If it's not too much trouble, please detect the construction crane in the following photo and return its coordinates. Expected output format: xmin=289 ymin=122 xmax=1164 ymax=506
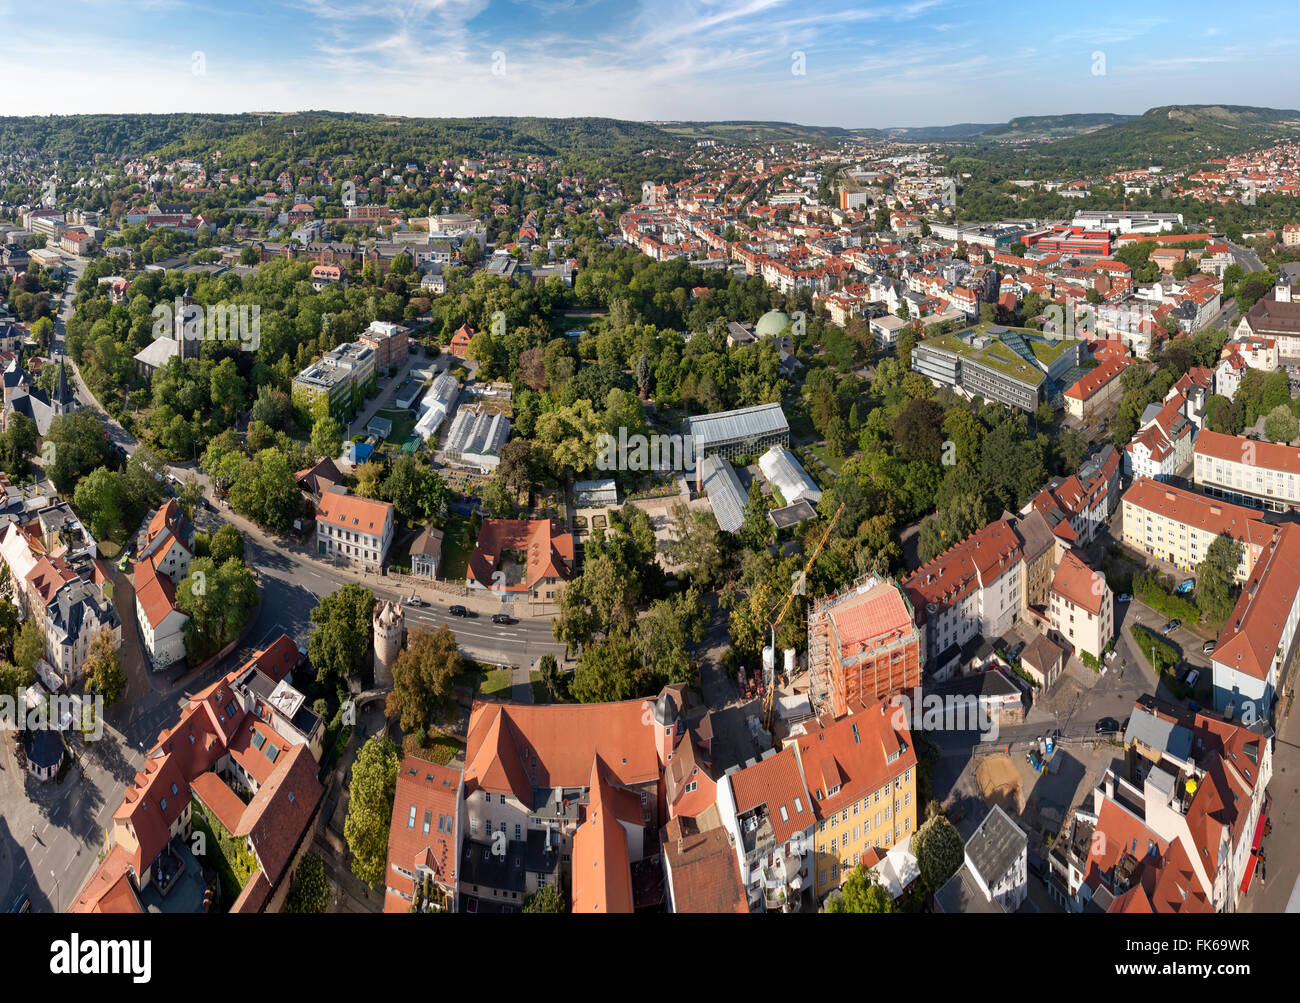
xmin=762 ymin=501 xmax=844 ymax=730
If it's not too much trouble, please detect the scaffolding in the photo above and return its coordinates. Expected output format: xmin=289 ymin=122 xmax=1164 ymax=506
xmin=807 ymin=574 xmax=922 ymax=718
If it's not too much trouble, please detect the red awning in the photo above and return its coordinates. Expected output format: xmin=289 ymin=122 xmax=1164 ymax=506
xmin=1240 ymin=851 xmax=1259 ymax=894
xmin=1251 ymin=807 xmax=1268 ymax=853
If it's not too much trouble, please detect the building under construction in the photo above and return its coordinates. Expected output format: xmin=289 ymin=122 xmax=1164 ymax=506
xmin=808 ymin=575 xmax=923 ymax=717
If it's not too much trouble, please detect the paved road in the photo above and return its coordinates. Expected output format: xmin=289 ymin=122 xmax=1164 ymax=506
xmin=1228 ymin=241 xmax=1265 ymax=276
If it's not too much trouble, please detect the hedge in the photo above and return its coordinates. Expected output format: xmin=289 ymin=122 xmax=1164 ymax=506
xmin=1129 ymin=623 xmax=1179 ymax=675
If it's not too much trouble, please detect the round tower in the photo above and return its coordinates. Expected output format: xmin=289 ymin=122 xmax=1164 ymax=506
xmin=373 ymin=600 xmax=404 ymax=688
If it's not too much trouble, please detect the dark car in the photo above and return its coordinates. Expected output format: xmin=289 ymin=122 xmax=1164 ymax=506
xmin=491 ymin=613 xmax=513 ymax=625
xmin=449 ymin=605 xmax=469 ymax=617
xmin=1095 ymin=717 xmax=1119 ymax=735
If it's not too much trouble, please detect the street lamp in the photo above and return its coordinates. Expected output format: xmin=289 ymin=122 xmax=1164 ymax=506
xmin=50 ymin=870 xmax=59 ymax=913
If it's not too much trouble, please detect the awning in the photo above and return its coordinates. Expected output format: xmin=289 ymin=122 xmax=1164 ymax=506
xmin=1251 ymin=806 xmax=1268 ymax=853
xmin=1240 ymin=851 xmax=1259 ymax=895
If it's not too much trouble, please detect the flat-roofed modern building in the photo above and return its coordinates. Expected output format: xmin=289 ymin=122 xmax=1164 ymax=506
xmin=912 ymin=324 xmax=1080 ymax=413
xmin=687 ymin=402 xmax=789 ymax=461
xmin=291 ymin=341 xmax=376 ymax=421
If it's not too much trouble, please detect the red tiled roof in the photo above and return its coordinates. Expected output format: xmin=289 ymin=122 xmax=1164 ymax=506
xmin=571 ymin=757 xmax=635 ymax=913
xmin=315 ymin=491 xmax=392 ymax=536
xmin=727 ymin=745 xmax=811 ymax=847
xmin=464 ymin=699 xmax=657 ymax=801
xmin=661 ymin=815 xmax=747 ymax=913
xmin=1213 ymin=523 xmax=1300 ymax=681
xmin=467 ymin=518 xmax=574 ymax=592
xmin=793 ymin=697 xmax=916 ymax=819
xmin=1050 ymin=548 xmax=1107 ymax=616
xmin=385 ymin=756 xmax=462 ymax=906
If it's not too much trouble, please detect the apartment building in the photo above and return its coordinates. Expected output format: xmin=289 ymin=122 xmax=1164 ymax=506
xmin=133 ymin=499 xmax=195 ymax=670
xmin=1029 ymin=445 xmax=1122 ymax=548
xmin=384 ymin=758 xmax=463 ymax=913
xmin=1210 ymin=522 xmax=1300 ymax=720
xmin=717 ymin=746 xmax=814 ymax=913
xmin=314 ymin=489 xmax=394 ymax=571
xmin=806 ymin=576 xmax=922 ymax=717
xmin=790 ymin=698 xmax=918 ymax=901
xmin=1120 ymin=478 xmax=1267 ymax=581
xmin=461 ymin=692 xmax=702 ymax=913
xmin=1048 ymin=548 xmax=1113 ymax=662
xmin=1194 ymin=429 xmax=1300 ymax=512
xmin=1065 ymin=698 xmax=1270 ymax=912
xmin=0 ymin=520 xmax=120 ymax=684
xmin=360 ymin=320 xmax=410 ymax=372
xmin=1062 ymin=356 xmax=1129 ymax=421
xmin=903 ymin=518 xmax=1023 ymax=681
xmin=291 ymin=341 xmax=376 ymax=421
xmin=1126 ymin=392 xmax=1197 ymax=482
xmin=71 ymin=635 xmax=323 ymax=914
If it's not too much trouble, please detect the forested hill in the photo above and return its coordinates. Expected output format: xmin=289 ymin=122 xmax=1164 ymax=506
xmin=0 ymin=112 xmax=685 ymax=165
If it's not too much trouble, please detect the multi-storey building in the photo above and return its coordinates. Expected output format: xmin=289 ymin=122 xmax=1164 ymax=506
xmin=291 ymin=341 xmax=376 ymax=421
xmin=1060 ymin=697 xmax=1271 ymax=913
xmin=912 ymin=325 xmax=1080 ymax=413
xmin=384 ymin=758 xmax=463 ymax=913
xmin=903 ymin=519 xmax=1023 ymax=681
xmin=1048 ymin=548 xmax=1113 ymax=662
xmin=790 ymin=698 xmax=918 ymax=901
xmin=359 ymin=320 xmax=409 ymax=372
xmin=314 ymin=490 xmax=394 ymax=571
xmin=717 ymin=746 xmax=814 ymax=913
xmin=806 ymin=576 xmax=922 ymax=717
xmin=1121 ymin=478 xmax=1267 ymax=581
xmin=1210 ymin=522 xmax=1300 ymax=720
xmin=1194 ymin=429 xmax=1300 ymax=512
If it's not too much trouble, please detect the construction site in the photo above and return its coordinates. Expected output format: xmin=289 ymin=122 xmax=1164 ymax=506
xmin=806 ymin=574 xmax=924 ymax=718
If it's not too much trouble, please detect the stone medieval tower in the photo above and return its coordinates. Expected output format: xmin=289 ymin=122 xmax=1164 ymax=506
xmin=373 ymin=600 xmax=404 ymax=689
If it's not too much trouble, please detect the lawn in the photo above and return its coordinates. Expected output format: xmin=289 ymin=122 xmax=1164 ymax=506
xmin=191 ymin=804 xmax=257 ymax=908
xmin=439 ymin=511 xmax=476 ymax=581
xmin=453 ymin=661 xmax=513 ymax=698
xmin=481 ymin=668 xmax=514 ymax=697
xmin=375 ymin=408 xmax=415 ymax=443
xmin=530 ymin=670 xmax=551 ymax=704
xmin=808 ymin=442 xmax=845 ymax=475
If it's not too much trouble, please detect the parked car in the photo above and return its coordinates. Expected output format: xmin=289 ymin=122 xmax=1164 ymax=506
xmin=449 ymin=605 xmax=469 ymax=617
xmin=1188 ymin=701 xmax=1202 ymax=714
xmin=1202 ymin=640 xmax=1216 ymax=655
xmin=1162 ymin=619 xmax=1181 ymax=636
xmin=491 ymin=613 xmax=513 ymax=625
xmin=1175 ymin=578 xmax=1196 ymax=595
xmin=1095 ymin=717 xmax=1119 ymax=735
xmin=1180 ymin=667 xmax=1201 ymax=689
xmin=1117 ymin=594 xmax=1132 ymax=603
xmin=404 ymin=595 xmax=428 ymax=608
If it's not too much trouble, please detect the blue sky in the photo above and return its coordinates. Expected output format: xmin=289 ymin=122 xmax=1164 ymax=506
xmin=3 ymin=0 xmax=1297 ymax=126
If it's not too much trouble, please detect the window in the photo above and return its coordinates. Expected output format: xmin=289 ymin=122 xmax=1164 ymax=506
xmin=515 ymin=824 xmax=522 ymax=841
xmin=408 ymin=805 xmax=417 ymax=829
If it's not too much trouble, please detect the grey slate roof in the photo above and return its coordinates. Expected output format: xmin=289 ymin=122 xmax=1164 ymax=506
xmin=965 ymin=804 xmax=1027 ymax=891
